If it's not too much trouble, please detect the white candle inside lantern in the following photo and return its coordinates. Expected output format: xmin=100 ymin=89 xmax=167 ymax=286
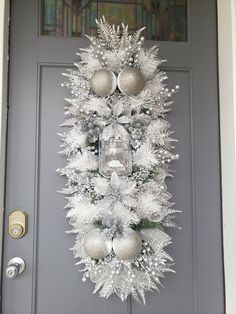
xmin=99 ymin=128 xmax=131 ymax=177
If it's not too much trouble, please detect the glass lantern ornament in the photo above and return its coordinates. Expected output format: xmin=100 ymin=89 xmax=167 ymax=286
xmin=99 ymin=127 xmax=132 ymax=177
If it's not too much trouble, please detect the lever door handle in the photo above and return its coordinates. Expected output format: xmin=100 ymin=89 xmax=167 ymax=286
xmin=5 ymin=257 xmax=25 ymax=279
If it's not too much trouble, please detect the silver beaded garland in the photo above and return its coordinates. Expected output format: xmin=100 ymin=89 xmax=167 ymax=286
xmin=117 ymin=67 xmax=145 ymax=96
xmin=84 ymin=229 xmax=113 ymax=259
xmin=91 ymin=69 xmax=117 ymax=97
xmin=113 ymin=230 xmax=142 ymax=260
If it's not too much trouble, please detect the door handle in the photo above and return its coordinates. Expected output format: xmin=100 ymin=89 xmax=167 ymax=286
xmin=5 ymin=257 xmax=26 ymax=279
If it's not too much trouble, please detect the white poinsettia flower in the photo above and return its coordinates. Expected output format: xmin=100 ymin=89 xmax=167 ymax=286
xmin=93 ymin=172 xmax=139 ymax=225
xmin=93 ymin=172 xmax=136 ymax=201
xmin=94 ymin=102 xmax=131 ymax=140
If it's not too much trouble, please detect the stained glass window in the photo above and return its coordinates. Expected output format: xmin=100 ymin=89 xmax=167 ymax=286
xmin=41 ymin=0 xmax=187 ymax=42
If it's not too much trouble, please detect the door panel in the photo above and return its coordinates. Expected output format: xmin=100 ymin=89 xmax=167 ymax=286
xmin=2 ymin=0 xmax=224 ymax=313
xmin=36 ymin=64 xmax=128 ymax=314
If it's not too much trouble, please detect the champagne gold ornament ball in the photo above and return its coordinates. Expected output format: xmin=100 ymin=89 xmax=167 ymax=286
xmin=113 ymin=230 xmax=142 ymax=260
xmin=91 ymin=69 xmax=117 ymax=97
xmin=117 ymin=67 xmax=145 ymax=96
xmin=84 ymin=229 xmax=113 ymax=259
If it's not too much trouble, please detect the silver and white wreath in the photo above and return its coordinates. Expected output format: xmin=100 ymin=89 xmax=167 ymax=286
xmin=58 ymin=17 xmax=180 ymax=304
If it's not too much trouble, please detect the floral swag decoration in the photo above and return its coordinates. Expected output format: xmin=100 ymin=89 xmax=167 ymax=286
xmin=59 ymin=17 xmax=180 ymax=304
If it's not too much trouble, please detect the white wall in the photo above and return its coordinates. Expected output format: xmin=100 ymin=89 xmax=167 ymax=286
xmin=218 ymin=0 xmax=236 ymax=313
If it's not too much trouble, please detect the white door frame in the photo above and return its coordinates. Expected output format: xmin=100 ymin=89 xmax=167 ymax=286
xmin=217 ymin=1 xmax=236 ymax=313
xmin=0 ymin=0 xmax=235 ymax=312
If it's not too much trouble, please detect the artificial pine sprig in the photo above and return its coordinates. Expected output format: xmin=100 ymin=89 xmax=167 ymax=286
xmin=133 ymin=219 xmax=161 ymax=231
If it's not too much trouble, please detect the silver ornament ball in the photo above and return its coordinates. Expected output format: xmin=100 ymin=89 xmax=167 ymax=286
xmin=91 ymin=69 xmax=117 ymax=97
xmin=113 ymin=230 xmax=142 ymax=260
xmin=117 ymin=67 xmax=145 ymax=96
xmin=84 ymin=229 xmax=112 ymax=260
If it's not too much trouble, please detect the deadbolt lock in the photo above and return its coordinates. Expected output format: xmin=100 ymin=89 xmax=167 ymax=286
xmin=8 ymin=209 xmax=28 ymax=239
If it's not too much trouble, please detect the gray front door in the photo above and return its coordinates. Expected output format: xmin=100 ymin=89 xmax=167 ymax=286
xmin=1 ymin=0 xmax=224 ymax=313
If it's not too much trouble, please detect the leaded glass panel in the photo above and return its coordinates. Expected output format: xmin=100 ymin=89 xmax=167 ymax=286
xmin=41 ymin=0 xmax=187 ymax=41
